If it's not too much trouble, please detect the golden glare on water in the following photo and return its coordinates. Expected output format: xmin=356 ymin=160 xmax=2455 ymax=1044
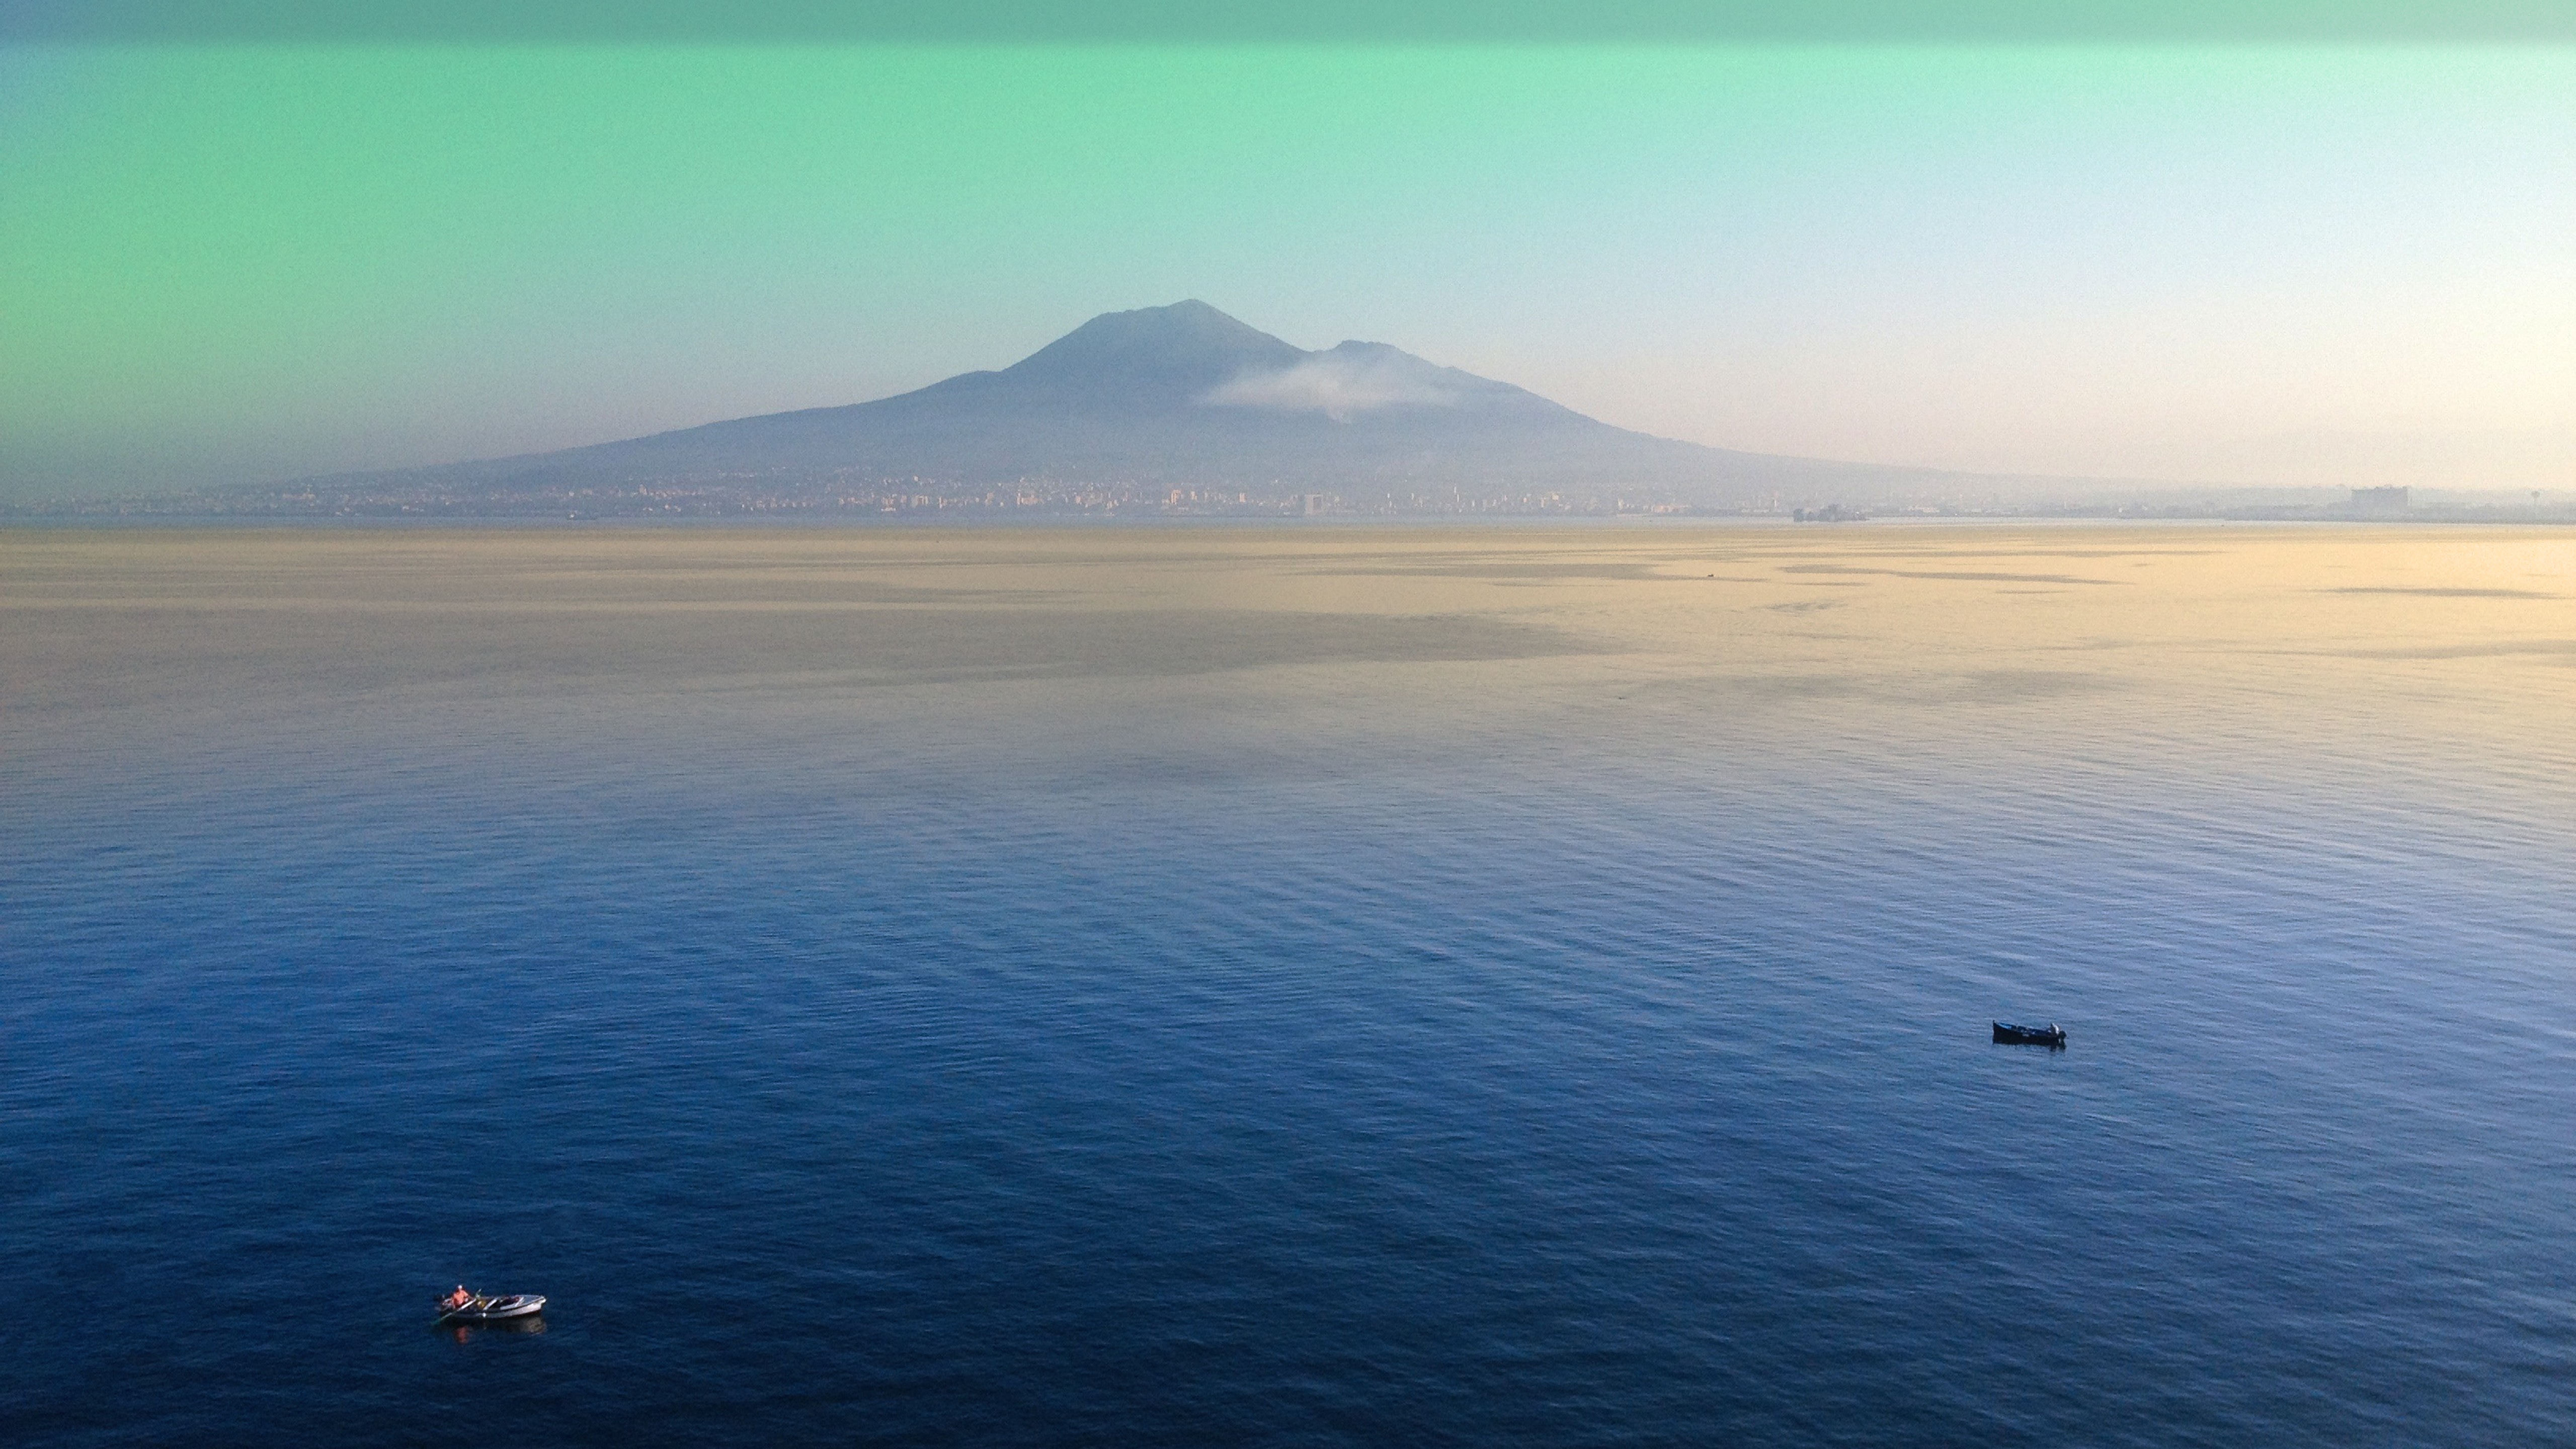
xmin=6 ymin=525 xmax=2569 ymax=763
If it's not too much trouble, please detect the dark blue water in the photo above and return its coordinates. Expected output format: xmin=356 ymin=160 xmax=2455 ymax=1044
xmin=7 ymin=528 xmax=2573 ymax=1444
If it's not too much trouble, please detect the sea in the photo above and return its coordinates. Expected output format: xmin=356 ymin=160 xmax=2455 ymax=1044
xmin=5 ymin=522 xmax=2571 ymax=1446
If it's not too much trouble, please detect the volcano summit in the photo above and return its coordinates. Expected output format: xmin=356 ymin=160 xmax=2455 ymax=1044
xmin=132 ymin=302 xmax=2016 ymax=516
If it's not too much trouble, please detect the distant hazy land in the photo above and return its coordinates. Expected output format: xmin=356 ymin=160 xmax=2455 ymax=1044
xmin=51 ymin=302 xmax=2567 ymax=524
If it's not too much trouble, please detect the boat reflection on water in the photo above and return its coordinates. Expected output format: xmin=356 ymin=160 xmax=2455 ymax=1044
xmin=438 ymin=1314 xmax=547 ymax=1347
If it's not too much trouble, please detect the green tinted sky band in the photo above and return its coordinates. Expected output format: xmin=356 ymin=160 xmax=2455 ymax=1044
xmin=8 ymin=2 xmax=2576 ymax=43
xmin=2 ymin=44 xmax=2569 ymax=492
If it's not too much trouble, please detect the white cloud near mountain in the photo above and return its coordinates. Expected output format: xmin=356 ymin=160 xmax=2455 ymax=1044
xmin=1201 ymin=349 xmax=1463 ymax=421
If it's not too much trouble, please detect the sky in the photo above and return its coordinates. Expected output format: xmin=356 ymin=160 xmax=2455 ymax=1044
xmin=2 ymin=28 xmax=2570 ymax=497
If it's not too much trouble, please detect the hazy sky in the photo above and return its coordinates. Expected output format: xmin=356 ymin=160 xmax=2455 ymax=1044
xmin=3 ymin=37 xmax=2570 ymax=497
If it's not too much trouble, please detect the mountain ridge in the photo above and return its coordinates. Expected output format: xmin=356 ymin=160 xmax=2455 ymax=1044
xmin=94 ymin=301 xmax=2060 ymax=516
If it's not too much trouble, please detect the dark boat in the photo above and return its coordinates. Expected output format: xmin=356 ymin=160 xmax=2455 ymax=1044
xmin=437 ymin=1288 xmax=546 ymax=1323
xmin=1992 ymin=1021 xmax=2066 ymax=1047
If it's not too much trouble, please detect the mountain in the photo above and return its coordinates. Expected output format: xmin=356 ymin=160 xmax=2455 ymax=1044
xmin=260 ymin=301 xmax=2018 ymax=512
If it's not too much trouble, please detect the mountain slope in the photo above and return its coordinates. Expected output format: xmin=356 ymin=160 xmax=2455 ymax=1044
xmin=325 ymin=301 xmax=1985 ymax=505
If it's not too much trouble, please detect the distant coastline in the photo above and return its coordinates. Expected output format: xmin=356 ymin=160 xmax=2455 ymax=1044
xmin=22 ymin=303 xmax=2565 ymax=525
xmin=8 ymin=485 xmax=2569 ymax=527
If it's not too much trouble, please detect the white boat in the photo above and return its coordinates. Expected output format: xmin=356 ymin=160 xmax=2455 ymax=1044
xmin=437 ymin=1290 xmax=546 ymax=1323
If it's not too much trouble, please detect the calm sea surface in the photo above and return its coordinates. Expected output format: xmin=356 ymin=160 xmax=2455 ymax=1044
xmin=5 ymin=523 xmax=2572 ymax=1445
